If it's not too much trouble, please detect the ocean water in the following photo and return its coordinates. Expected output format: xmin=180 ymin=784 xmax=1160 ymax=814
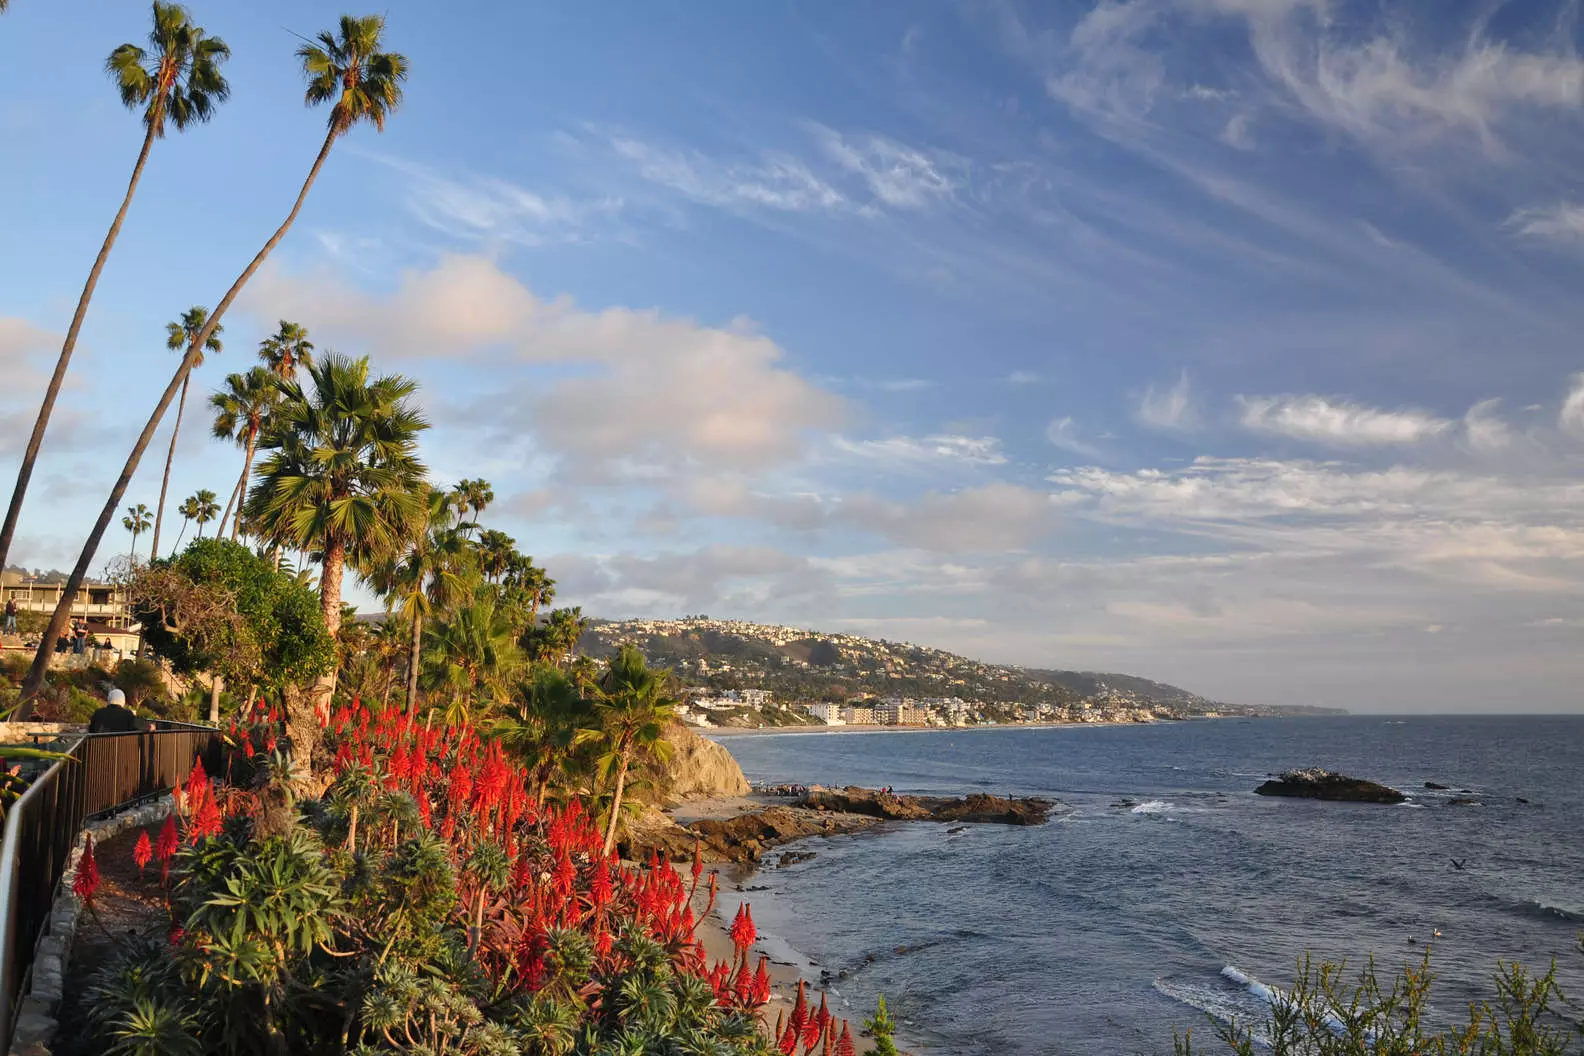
xmin=710 ymin=716 xmax=1584 ymax=1055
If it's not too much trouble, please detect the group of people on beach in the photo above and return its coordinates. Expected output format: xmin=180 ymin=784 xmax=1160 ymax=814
xmin=765 ymin=783 xmax=810 ymax=797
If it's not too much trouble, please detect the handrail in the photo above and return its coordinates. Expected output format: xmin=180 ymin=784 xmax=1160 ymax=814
xmin=0 ymin=727 xmax=229 ymax=1042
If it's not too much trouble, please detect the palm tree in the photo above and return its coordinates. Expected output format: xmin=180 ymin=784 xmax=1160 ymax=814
xmin=584 ymin=646 xmax=677 ymax=855
xmin=244 ymin=353 xmax=428 ymax=762
xmin=19 ymin=14 xmax=409 ymax=710
xmin=0 ymin=3 xmax=229 ymax=576
xmin=451 ymin=478 xmax=493 ymax=525
xmin=477 ymin=529 xmax=515 ymax=583
xmin=190 ymin=489 xmax=219 ymax=538
xmin=209 ymin=367 xmax=277 ymax=539
xmin=121 ymin=504 xmax=151 ymax=567
xmin=258 ymin=320 xmax=314 ymax=381
xmin=171 ymin=494 xmax=200 ymax=555
xmin=366 ymin=488 xmax=473 ymax=717
xmin=420 ymin=587 xmax=520 ymax=725
xmin=149 ymin=307 xmax=222 ymax=558
xmin=495 ymin=666 xmax=587 ymax=805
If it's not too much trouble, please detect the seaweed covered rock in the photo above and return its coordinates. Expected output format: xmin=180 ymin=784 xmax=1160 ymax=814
xmin=1255 ymin=768 xmax=1406 ymax=804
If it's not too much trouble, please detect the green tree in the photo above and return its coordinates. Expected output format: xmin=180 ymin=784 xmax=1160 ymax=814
xmin=420 ymin=586 xmax=519 ymax=725
xmin=584 ymin=646 xmax=677 ymax=854
xmin=189 ymin=489 xmax=219 ymax=539
xmin=476 ymin=529 xmax=515 ymax=584
xmin=450 ymin=478 xmax=493 ymax=525
xmin=366 ymin=488 xmax=473 ymax=717
xmin=244 ymin=354 xmax=428 ymax=763
xmin=149 ymin=308 xmax=223 ymax=559
xmin=121 ymin=503 xmax=152 ymax=568
xmin=20 ymin=12 xmax=409 ymax=710
xmin=866 ymin=994 xmax=899 ymax=1056
xmin=495 ymin=666 xmax=588 ymax=805
xmin=256 ymin=320 xmax=314 ymax=382
xmin=0 ymin=2 xmax=229 ymax=576
xmin=209 ymin=366 xmax=278 ymax=539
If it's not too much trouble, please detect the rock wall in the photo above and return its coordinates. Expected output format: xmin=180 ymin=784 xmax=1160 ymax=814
xmin=655 ymin=724 xmax=749 ymax=804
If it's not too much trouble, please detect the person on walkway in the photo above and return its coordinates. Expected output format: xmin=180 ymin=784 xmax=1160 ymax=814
xmin=71 ymin=618 xmax=87 ymax=655
xmin=2 ymin=597 xmax=16 ymax=635
xmin=89 ymin=688 xmax=142 ymax=733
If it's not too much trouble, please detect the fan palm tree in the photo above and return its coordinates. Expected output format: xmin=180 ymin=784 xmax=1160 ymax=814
xmin=365 ymin=488 xmax=474 ymax=717
xmin=171 ymin=494 xmax=200 ymax=555
xmin=20 ymin=14 xmax=409 ymax=709
xmin=451 ymin=478 xmax=493 ymax=525
xmin=121 ymin=504 xmax=152 ymax=568
xmin=0 ymin=2 xmax=229 ymax=576
xmin=420 ymin=587 xmax=520 ymax=725
xmin=477 ymin=529 xmax=515 ymax=583
xmin=189 ymin=489 xmax=219 ymax=538
xmin=583 ymin=646 xmax=677 ymax=854
xmin=244 ymin=353 xmax=428 ymax=762
xmin=209 ymin=367 xmax=278 ymax=539
xmin=495 ymin=666 xmax=587 ymax=805
xmin=149 ymin=307 xmax=222 ymax=558
xmin=258 ymin=320 xmax=314 ymax=382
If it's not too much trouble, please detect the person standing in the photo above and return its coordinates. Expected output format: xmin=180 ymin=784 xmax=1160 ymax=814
xmin=89 ymin=688 xmax=142 ymax=733
xmin=2 ymin=597 xmax=16 ymax=635
xmin=71 ymin=617 xmax=87 ymax=655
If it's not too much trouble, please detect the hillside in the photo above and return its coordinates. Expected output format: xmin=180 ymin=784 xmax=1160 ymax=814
xmin=579 ymin=616 xmax=1343 ymax=725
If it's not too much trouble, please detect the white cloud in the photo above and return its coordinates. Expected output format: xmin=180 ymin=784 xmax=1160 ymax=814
xmin=242 ymin=255 xmax=845 ymax=478
xmin=1509 ymin=203 xmax=1584 ymax=244
xmin=1462 ymin=398 xmax=1513 ymax=454
xmin=374 ymin=155 xmax=623 ymax=246
xmin=839 ymin=482 xmax=1057 ymax=552
xmin=1560 ymin=374 xmax=1584 ymax=439
xmin=832 ymin=434 xmax=1007 ymax=468
xmin=1137 ymin=371 xmax=1196 ymax=430
xmin=1237 ymin=394 xmax=1453 ymax=446
xmin=610 ymin=137 xmax=847 ymax=214
xmin=1045 ymin=417 xmax=1104 ymax=460
xmin=810 ymin=125 xmax=963 ymax=209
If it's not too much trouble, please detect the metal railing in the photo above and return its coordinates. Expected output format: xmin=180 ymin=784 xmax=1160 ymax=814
xmin=0 ymin=724 xmax=228 ymax=1040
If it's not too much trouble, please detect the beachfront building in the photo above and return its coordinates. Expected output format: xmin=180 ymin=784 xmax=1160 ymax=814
xmin=874 ymin=698 xmax=932 ymax=725
xmin=841 ymin=705 xmax=876 ymax=724
xmin=802 ymin=702 xmax=846 ymax=725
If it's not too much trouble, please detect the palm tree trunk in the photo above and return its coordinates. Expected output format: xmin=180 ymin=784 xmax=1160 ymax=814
xmin=405 ymin=608 xmax=422 ymax=718
xmin=170 ymin=519 xmax=189 ymax=558
xmin=208 ymin=674 xmax=223 ymax=723
xmin=222 ymin=430 xmax=257 ymax=541
xmin=0 ymin=106 xmax=164 ymax=574
xmin=216 ymin=475 xmax=242 ymax=541
xmin=603 ymin=751 xmax=631 ymax=856
xmin=312 ymin=537 xmax=346 ymax=717
xmin=16 ymin=128 xmax=341 ymax=714
xmin=148 ymin=376 xmax=189 ymax=560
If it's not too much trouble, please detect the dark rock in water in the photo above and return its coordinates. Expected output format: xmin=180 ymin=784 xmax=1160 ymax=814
xmin=1112 ymin=798 xmax=1137 ymax=808
xmin=1424 ymin=781 xmax=1449 ymax=790
xmin=1516 ymin=797 xmax=1530 ymax=805
xmin=1448 ymin=797 xmax=1480 ymax=806
xmin=1254 ymin=768 xmax=1406 ymax=804
xmin=803 ymin=786 xmax=1052 ymax=825
xmin=775 ymin=850 xmax=818 ymax=868
xmin=947 ymin=825 xmax=969 ymax=834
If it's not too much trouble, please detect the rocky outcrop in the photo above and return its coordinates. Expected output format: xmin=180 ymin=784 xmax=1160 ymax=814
xmin=1254 ymin=768 xmax=1406 ymax=804
xmin=803 ymin=786 xmax=1052 ymax=825
xmin=655 ymin=725 xmax=750 ymax=804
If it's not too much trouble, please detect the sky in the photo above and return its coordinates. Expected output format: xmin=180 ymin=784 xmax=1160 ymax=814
xmin=4 ymin=0 xmax=1584 ymax=713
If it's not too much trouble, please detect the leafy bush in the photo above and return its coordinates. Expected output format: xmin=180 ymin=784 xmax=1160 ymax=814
xmin=113 ymin=659 xmax=170 ymax=712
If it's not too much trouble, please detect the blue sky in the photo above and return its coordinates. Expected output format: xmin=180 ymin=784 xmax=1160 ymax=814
xmin=5 ymin=0 xmax=1584 ymax=712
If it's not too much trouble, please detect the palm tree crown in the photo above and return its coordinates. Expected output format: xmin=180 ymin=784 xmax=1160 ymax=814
xmin=166 ymin=305 xmax=222 ymax=363
xmin=190 ymin=489 xmax=219 ymax=537
xmin=258 ymin=320 xmax=314 ymax=381
xmin=107 ymin=2 xmax=230 ymax=137
xmin=298 ymin=14 xmax=408 ymax=135
xmin=587 ymin=646 xmax=678 ymax=853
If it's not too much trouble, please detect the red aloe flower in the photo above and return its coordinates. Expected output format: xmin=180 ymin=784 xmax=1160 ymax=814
xmin=589 ymin=859 xmax=613 ymax=910
xmin=184 ymin=756 xmax=208 ymax=808
xmin=155 ymin=814 xmax=179 ymax=861
xmin=132 ymin=830 xmax=152 ymax=875
xmin=835 ymin=1022 xmax=856 ymax=1056
xmin=732 ymin=958 xmax=754 ymax=1006
xmin=729 ymin=902 xmax=756 ymax=951
xmin=167 ymin=923 xmax=186 ymax=946
xmin=753 ymin=955 xmax=772 ymax=1005
xmin=243 ymin=739 xmax=255 ymax=759
xmin=72 ymin=835 xmax=100 ymax=904
xmin=778 ymin=1019 xmax=800 ymax=1056
xmin=803 ymin=992 xmax=828 ymax=1050
xmin=191 ymin=788 xmax=223 ymax=841
xmin=790 ymin=980 xmax=809 ymax=1038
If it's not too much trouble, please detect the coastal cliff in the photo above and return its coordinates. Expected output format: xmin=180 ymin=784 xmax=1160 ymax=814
xmin=655 ymin=724 xmax=750 ymax=804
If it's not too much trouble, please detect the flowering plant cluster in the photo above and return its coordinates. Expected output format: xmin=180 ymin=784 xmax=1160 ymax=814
xmin=83 ymin=698 xmax=859 ymax=1056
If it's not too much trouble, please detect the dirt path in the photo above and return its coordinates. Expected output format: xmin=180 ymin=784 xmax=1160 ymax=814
xmin=53 ymin=826 xmax=172 ymax=1056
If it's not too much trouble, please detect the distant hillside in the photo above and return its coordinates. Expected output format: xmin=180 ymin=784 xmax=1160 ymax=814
xmin=579 ymin=616 xmax=1343 ymax=719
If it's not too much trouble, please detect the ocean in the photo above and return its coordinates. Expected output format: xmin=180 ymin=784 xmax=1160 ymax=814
xmin=708 ymin=716 xmax=1584 ymax=1055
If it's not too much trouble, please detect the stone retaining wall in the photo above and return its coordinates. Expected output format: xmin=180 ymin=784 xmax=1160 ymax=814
xmin=0 ymin=725 xmax=84 ymax=743
xmin=9 ymin=796 xmax=171 ymax=1056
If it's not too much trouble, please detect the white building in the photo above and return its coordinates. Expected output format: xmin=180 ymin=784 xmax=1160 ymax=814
xmin=804 ymin=703 xmax=846 ymax=725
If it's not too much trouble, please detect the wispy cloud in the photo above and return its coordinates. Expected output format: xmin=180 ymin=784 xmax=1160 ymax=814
xmin=373 ymin=155 xmax=622 ymax=245
xmin=1045 ymin=417 xmax=1104 ymax=460
xmin=610 ymin=137 xmax=847 ymax=214
xmin=1137 ymin=371 xmax=1196 ymax=430
xmin=1237 ymin=394 xmax=1453 ymax=446
xmin=1559 ymin=374 xmax=1584 ymax=439
xmin=1509 ymin=203 xmax=1584 ymax=244
xmin=832 ymin=433 xmax=1007 ymax=467
xmin=809 ymin=124 xmax=964 ymax=209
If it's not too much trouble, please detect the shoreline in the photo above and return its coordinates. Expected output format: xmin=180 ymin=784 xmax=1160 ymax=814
xmin=697 ymin=717 xmax=1178 ymax=738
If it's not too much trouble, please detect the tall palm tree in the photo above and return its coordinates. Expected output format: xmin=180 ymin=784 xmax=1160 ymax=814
xmin=244 ymin=353 xmax=428 ymax=764
xmin=451 ymin=478 xmax=493 ymax=525
xmin=366 ymin=488 xmax=473 ymax=717
xmin=258 ymin=320 xmax=314 ymax=381
xmin=20 ymin=14 xmax=409 ymax=710
xmin=0 ymin=3 xmax=229 ymax=576
xmin=171 ymin=494 xmax=200 ymax=555
xmin=210 ymin=366 xmax=278 ymax=539
xmin=477 ymin=529 xmax=515 ymax=583
xmin=495 ymin=666 xmax=587 ymax=805
xmin=420 ymin=587 xmax=520 ymax=725
xmin=189 ymin=489 xmax=219 ymax=538
xmin=121 ymin=504 xmax=151 ymax=568
xmin=149 ymin=307 xmax=222 ymax=559
xmin=584 ymin=646 xmax=677 ymax=854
